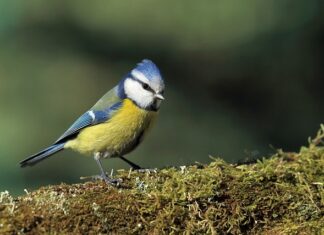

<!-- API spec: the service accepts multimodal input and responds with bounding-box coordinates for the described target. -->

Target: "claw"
[80,174,122,186]
[135,168,158,174]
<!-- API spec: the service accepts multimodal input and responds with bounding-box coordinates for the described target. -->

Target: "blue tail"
[20,143,65,167]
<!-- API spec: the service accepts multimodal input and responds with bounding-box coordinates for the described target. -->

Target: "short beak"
[155,94,165,100]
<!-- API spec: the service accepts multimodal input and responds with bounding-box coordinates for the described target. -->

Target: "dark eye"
[142,83,149,90]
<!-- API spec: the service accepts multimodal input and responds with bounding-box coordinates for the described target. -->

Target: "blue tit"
[20,59,165,184]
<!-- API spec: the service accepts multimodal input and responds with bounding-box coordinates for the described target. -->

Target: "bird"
[20,59,165,184]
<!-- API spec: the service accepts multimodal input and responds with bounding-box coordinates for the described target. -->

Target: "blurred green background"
[0,1,323,195]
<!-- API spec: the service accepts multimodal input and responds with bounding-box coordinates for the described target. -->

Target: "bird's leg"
[93,152,121,185]
[119,156,158,173]
[119,156,142,170]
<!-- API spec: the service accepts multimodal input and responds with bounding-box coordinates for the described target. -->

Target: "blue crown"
[132,59,163,82]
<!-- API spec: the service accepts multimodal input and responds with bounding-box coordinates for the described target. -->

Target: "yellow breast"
[65,99,157,156]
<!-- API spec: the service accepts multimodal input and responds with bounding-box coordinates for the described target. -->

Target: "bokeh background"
[0,1,323,195]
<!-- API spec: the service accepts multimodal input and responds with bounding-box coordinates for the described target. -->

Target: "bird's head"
[120,59,165,111]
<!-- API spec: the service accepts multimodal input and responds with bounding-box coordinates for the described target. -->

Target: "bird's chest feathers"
[70,99,157,155]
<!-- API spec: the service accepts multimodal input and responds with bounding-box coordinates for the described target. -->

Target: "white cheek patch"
[124,79,154,108]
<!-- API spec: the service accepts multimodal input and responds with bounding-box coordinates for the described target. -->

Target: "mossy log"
[1,127,323,234]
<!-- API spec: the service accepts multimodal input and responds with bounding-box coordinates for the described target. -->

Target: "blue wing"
[55,102,122,144]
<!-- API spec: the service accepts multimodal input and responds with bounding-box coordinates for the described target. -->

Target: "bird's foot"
[133,168,158,174]
[80,174,122,186]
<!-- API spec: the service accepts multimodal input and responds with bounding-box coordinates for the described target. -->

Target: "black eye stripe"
[144,84,154,93]
[133,78,154,93]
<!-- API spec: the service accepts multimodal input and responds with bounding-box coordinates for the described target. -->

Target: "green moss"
[1,126,323,234]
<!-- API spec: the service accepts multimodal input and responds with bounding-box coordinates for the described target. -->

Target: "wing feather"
[55,87,123,143]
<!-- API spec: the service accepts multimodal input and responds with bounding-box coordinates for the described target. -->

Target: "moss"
[1,125,324,234]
